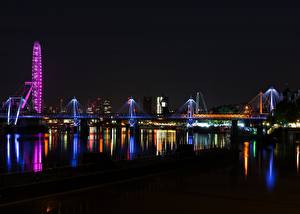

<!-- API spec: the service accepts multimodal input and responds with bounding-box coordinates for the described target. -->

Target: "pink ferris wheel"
[31,41,43,113]
[7,41,43,124]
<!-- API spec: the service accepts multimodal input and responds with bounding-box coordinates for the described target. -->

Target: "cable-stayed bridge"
[1,41,281,128]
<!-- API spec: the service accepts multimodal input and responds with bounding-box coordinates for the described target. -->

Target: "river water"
[0,127,229,173]
[0,126,299,192]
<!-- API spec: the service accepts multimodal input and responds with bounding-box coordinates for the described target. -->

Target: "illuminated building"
[86,106,94,114]
[86,97,103,114]
[156,96,163,115]
[59,98,66,113]
[103,99,112,114]
[195,91,208,113]
[95,97,103,114]
[156,95,169,115]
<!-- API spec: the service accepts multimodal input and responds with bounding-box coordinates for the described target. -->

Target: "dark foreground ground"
[1,151,300,213]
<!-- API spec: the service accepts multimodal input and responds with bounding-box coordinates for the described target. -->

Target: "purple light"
[33,135,43,172]
[32,41,43,114]
[21,82,33,109]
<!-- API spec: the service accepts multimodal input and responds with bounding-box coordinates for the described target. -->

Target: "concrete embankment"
[0,149,234,205]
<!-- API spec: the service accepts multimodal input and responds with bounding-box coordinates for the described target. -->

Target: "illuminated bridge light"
[182,113,251,119]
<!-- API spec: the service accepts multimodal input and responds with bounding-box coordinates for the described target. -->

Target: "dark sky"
[1,2,300,110]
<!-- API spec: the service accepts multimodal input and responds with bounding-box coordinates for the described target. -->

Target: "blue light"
[263,87,281,113]
[128,97,137,127]
[187,133,193,145]
[6,134,11,171]
[71,134,79,167]
[14,134,20,164]
[14,98,24,125]
[67,97,81,126]
[129,134,135,160]
[7,98,11,125]
[266,148,276,191]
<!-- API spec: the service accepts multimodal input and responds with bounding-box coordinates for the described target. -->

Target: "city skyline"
[2,3,300,213]
[1,4,300,109]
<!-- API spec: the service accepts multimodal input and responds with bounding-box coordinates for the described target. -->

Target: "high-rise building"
[86,99,94,114]
[86,97,104,114]
[95,97,103,114]
[156,95,169,115]
[103,99,112,114]
[195,91,208,113]
[143,96,152,114]
[59,98,66,113]
[156,96,163,115]
[196,92,200,114]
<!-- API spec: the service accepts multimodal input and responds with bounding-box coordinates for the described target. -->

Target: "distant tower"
[32,41,43,113]
[196,92,200,114]
[59,98,65,113]
[195,91,208,113]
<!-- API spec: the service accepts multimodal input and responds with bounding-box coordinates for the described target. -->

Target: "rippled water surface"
[0,127,230,173]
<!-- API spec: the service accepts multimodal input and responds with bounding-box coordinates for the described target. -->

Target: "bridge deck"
[0,113,267,120]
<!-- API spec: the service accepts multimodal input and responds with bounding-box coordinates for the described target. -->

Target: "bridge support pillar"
[129,122,139,134]
[231,120,239,150]
[244,120,250,128]
[187,127,193,145]
[256,122,264,140]
[80,119,89,138]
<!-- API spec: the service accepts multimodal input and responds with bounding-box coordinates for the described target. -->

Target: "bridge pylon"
[248,87,282,115]
[187,97,196,127]
[67,97,81,127]
[5,97,25,125]
[128,97,136,127]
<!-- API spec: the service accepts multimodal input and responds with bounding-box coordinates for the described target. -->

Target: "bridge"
[1,40,282,128]
[1,93,273,128]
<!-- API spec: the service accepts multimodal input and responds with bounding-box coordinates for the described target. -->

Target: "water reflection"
[297,145,300,174]
[243,142,249,178]
[266,146,275,191]
[193,133,229,151]
[88,127,96,152]
[71,134,79,168]
[187,132,193,145]
[14,134,20,163]
[2,127,300,194]
[252,140,256,158]
[6,134,11,172]
[129,132,135,160]
[44,136,49,158]
[240,141,277,190]
[111,128,116,156]
[155,130,176,156]
[99,129,103,153]
[0,127,232,174]
[33,134,43,172]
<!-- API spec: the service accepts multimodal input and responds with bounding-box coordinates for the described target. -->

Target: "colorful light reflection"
[33,135,43,172]
[297,145,300,174]
[266,147,275,191]
[71,134,79,168]
[6,134,11,171]
[14,134,20,163]
[243,142,249,178]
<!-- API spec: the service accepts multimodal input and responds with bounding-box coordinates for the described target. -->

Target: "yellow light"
[297,145,300,174]
[243,142,249,178]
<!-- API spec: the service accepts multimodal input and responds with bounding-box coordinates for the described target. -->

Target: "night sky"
[1,2,300,110]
